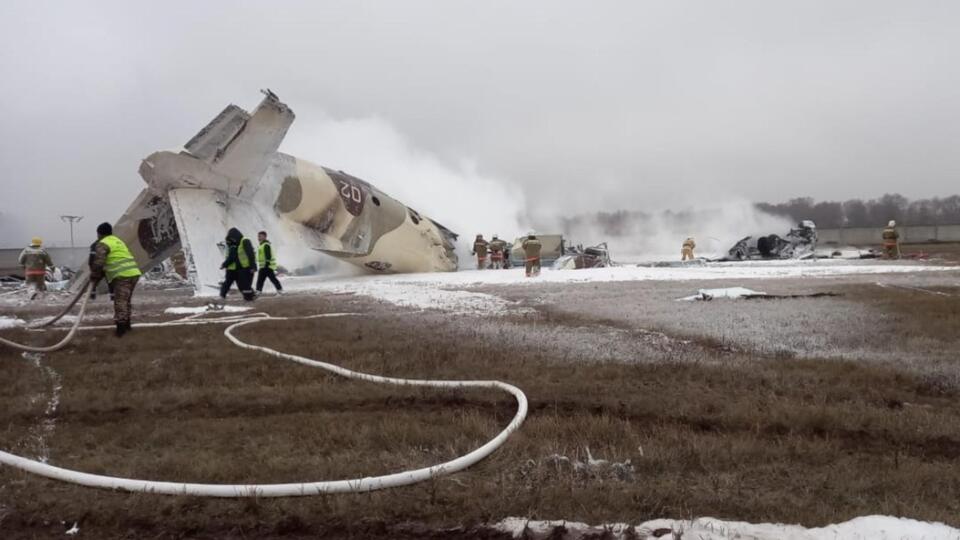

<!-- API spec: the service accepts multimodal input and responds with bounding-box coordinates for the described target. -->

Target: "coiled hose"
[0,286,528,497]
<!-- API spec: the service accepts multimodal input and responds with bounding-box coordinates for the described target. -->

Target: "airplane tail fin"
[183,89,295,197]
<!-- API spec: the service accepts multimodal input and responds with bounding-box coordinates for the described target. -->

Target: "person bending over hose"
[89,222,142,337]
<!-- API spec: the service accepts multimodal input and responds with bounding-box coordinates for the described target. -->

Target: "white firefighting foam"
[494,515,960,540]
[281,260,956,313]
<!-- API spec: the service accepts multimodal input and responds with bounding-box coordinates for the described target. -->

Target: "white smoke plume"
[280,111,529,268]
[537,201,795,262]
[279,110,794,267]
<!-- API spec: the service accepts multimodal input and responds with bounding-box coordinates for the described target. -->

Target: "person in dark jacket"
[219,227,257,301]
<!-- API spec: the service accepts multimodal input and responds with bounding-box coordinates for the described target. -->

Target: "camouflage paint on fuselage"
[275,158,458,273]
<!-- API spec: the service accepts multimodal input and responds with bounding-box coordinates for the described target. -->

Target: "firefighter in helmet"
[681,237,696,261]
[472,234,489,270]
[881,220,900,259]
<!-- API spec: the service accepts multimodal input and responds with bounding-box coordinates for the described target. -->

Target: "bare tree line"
[755,194,960,228]
[559,194,960,239]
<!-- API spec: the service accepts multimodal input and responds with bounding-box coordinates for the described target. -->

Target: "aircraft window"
[372,196,381,206]
[409,209,421,224]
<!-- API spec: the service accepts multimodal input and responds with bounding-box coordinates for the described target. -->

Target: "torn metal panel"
[553,242,613,270]
[184,104,250,162]
[70,190,181,292]
[167,188,228,292]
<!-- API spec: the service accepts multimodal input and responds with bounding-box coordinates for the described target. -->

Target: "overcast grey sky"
[1,1,959,246]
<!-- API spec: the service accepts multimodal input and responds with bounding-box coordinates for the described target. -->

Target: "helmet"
[888,220,896,227]
[30,237,42,247]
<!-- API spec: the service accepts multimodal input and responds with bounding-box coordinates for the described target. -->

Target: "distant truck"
[507,234,566,268]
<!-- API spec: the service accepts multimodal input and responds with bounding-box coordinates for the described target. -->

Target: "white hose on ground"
[0,296,528,497]
[0,282,91,352]
[28,278,91,329]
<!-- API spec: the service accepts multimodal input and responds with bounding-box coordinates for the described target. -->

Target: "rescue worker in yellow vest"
[89,222,142,337]
[472,234,489,269]
[522,232,542,277]
[255,231,283,295]
[489,235,508,269]
[681,237,696,261]
[18,237,53,294]
[219,227,257,301]
[882,220,901,259]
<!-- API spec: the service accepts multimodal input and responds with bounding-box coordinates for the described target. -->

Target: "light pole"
[60,215,83,248]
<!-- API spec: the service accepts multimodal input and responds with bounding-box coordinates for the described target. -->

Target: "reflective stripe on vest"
[257,241,278,270]
[100,235,142,283]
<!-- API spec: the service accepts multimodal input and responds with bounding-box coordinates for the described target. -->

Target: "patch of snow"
[289,260,955,290]
[0,316,25,329]
[164,305,252,315]
[494,515,960,540]
[280,261,956,314]
[36,314,77,326]
[65,522,79,535]
[678,287,766,301]
[334,281,515,313]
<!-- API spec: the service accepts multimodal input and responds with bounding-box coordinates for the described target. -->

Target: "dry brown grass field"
[1,269,959,539]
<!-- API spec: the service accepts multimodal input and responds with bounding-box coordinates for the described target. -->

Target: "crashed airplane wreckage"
[721,220,818,261]
[78,91,458,295]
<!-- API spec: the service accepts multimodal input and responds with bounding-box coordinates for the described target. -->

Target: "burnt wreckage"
[723,220,818,261]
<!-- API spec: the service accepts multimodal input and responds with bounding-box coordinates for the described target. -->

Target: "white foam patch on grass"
[678,287,766,301]
[164,306,252,315]
[29,313,113,326]
[281,260,956,313]
[317,280,515,314]
[495,515,960,539]
[0,316,25,329]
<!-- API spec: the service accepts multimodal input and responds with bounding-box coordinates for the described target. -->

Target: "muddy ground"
[1,268,960,539]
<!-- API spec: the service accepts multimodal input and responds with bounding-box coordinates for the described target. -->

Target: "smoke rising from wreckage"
[75,91,459,296]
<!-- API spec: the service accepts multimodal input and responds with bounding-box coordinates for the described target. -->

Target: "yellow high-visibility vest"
[228,237,254,270]
[257,241,278,270]
[99,235,142,283]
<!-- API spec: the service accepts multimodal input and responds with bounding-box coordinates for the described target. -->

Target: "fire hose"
[0,281,92,352]
[0,284,528,497]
